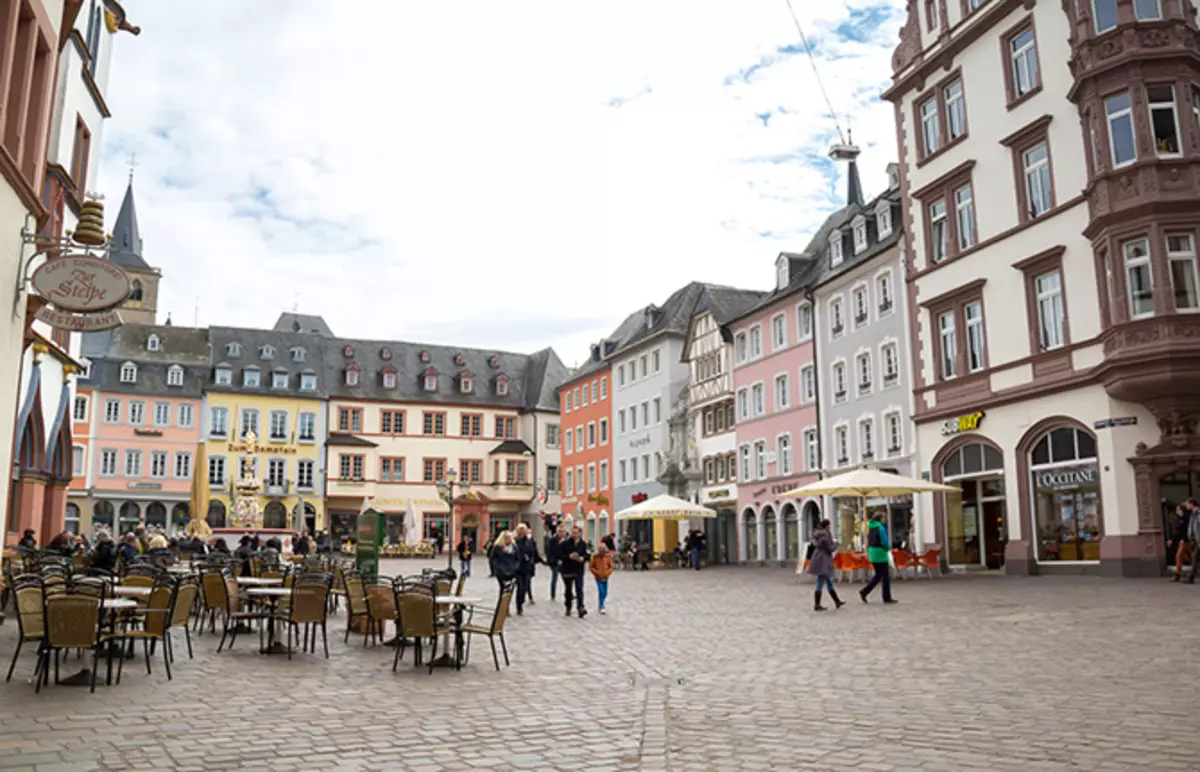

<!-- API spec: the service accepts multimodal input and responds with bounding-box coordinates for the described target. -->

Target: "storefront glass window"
[784,506,800,560]
[743,512,758,561]
[1030,427,1101,562]
[764,509,778,561]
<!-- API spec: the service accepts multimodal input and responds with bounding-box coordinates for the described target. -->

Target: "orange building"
[558,346,613,546]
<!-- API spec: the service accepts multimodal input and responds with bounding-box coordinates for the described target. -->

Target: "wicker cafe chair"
[216,574,272,653]
[462,583,514,671]
[342,574,374,646]
[394,589,454,674]
[366,577,396,645]
[196,570,229,634]
[6,577,46,682]
[166,578,199,660]
[274,578,331,659]
[37,594,107,693]
[114,584,175,680]
[329,564,348,612]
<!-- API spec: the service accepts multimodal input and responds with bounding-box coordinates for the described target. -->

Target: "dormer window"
[460,371,474,394]
[496,374,510,396]
[226,342,242,358]
[423,369,438,392]
[166,365,183,387]
[343,345,355,358]
[876,202,893,238]
[300,372,317,391]
[290,347,306,362]
[243,367,261,388]
[259,345,275,360]
[488,355,500,369]
[829,230,844,266]
[420,350,431,363]
[775,256,789,290]
[147,334,160,352]
[380,347,392,360]
[272,369,288,389]
[454,353,466,367]
[345,364,360,387]
[382,370,397,389]
[215,364,233,386]
[119,362,137,383]
[852,216,867,254]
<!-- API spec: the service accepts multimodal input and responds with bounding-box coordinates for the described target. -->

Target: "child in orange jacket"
[589,543,614,614]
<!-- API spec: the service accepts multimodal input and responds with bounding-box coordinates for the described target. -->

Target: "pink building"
[724,254,822,565]
[69,326,208,536]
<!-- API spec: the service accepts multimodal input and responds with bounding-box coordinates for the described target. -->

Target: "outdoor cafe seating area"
[0,548,513,694]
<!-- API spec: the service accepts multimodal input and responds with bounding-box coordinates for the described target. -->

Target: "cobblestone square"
[1,562,1197,771]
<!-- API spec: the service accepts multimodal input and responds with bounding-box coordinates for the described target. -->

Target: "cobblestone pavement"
[0,561,1198,771]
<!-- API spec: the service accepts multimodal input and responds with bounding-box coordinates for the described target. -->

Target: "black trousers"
[862,561,892,601]
[561,572,585,612]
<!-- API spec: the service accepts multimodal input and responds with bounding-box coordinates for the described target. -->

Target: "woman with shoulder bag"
[808,519,845,612]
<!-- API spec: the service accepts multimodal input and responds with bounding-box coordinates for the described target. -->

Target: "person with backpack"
[808,519,844,611]
[860,513,897,604]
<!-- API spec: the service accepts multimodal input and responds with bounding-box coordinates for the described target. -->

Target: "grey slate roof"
[721,165,903,328]
[78,323,211,397]
[208,325,332,399]
[107,183,151,272]
[521,348,568,412]
[273,312,335,338]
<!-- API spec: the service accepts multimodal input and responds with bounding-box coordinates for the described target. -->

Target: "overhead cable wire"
[783,0,847,145]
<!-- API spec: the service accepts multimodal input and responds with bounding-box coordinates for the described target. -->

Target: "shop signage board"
[1094,416,1137,429]
[35,306,123,332]
[356,508,384,577]
[128,482,162,490]
[30,255,131,312]
[1034,464,1099,491]
[941,411,985,437]
[707,488,731,500]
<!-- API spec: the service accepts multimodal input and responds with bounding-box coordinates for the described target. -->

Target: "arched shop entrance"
[934,438,1005,569]
[763,506,778,562]
[206,500,227,529]
[93,500,114,532]
[782,503,800,561]
[1020,422,1101,566]
[742,510,758,562]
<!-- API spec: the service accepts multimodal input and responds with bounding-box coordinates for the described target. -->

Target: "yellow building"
[201,326,329,534]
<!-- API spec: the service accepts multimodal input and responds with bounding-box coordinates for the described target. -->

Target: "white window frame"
[1023,141,1052,218]
[215,366,233,386]
[829,231,844,266]
[734,332,748,364]
[884,411,903,457]
[153,401,170,427]
[210,406,229,438]
[174,451,192,480]
[777,432,793,476]
[103,398,120,424]
[119,361,137,384]
[1124,237,1155,319]
[147,334,160,352]
[796,302,813,341]
[829,296,845,338]
[272,370,288,389]
[243,368,261,388]
[881,341,900,387]
[124,449,142,478]
[73,394,89,423]
[945,79,965,140]
[774,372,790,411]
[99,448,118,477]
[832,360,847,404]
[1134,0,1162,19]
[1167,233,1200,312]
[939,311,958,379]
[298,412,317,442]
[966,301,986,373]
[749,325,763,359]
[751,381,765,417]
[856,351,873,396]
[740,444,752,481]
[300,373,317,392]
[834,424,849,467]
[150,450,168,479]
[1035,271,1066,349]
[920,96,940,155]
[1147,83,1183,158]
[128,401,144,427]
[754,440,767,480]
[209,456,227,488]
[851,283,870,330]
[1010,26,1039,98]
[166,365,183,387]
[876,269,894,317]
[803,427,819,471]
[875,201,892,238]
[930,199,948,263]
[770,312,787,351]
[852,216,867,254]
[737,388,750,421]
[955,184,976,250]
[269,409,289,442]
[1093,0,1118,32]
[858,416,875,462]
[799,364,815,404]
[1106,91,1137,168]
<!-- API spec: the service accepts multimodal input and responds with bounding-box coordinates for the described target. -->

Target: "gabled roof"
[273,312,335,338]
[521,348,569,412]
[108,182,151,272]
[490,439,534,455]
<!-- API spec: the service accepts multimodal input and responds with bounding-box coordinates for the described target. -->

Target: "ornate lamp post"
[436,468,469,569]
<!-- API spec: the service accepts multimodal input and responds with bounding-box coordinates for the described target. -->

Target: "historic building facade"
[558,347,612,546]
[203,324,329,536]
[5,1,138,544]
[725,260,822,565]
[885,0,1199,575]
[810,160,918,551]
[681,285,763,565]
[71,323,207,535]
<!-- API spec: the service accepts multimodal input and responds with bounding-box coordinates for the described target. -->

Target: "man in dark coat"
[514,524,541,614]
[546,527,565,601]
[557,526,589,618]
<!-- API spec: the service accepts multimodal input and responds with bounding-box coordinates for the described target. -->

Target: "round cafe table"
[235,577,282,586]
[112,586,151,598]
[244,587,292,655]
[429,597,482,669]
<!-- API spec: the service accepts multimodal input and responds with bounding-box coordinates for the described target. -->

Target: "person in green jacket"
[859,515,897,604]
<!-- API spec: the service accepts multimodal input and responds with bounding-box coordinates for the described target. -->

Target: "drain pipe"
[804,286,828,541]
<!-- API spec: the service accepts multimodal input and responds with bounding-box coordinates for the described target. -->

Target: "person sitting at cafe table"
[119,534,141,564]
[92,530,118,572]
[17,529,37,551]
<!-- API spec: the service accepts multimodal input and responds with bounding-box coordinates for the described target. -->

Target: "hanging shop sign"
[707,488,731,500]
[35,305,123,332]
[31,255,131,312]
[941,411,985,437]
[1034,463,1098,491]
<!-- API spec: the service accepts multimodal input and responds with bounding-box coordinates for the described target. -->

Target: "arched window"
[263,501,287,529]
[763,507,778,561]
[171,502,190,528]
[783,503,800,560]
[145,502,167,529]
[1028,425,1101,564]
[118,501,141,534]
[206,500,227,529]
[129,279,144,301]
[93,500,114,531]
[743,510,758,562]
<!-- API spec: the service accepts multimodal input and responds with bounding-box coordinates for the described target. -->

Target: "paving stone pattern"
[0,561,1197,771]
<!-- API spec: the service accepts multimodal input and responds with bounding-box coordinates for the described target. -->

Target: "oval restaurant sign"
[31,255,131,313]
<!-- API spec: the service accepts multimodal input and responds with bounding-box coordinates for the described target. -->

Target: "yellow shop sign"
[941,411,984,437]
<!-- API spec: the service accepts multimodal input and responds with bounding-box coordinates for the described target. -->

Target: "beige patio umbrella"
[615,494,718,521]
[781,467,959,549]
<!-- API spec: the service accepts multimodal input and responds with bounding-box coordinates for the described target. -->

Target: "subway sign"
[941,411,985,437]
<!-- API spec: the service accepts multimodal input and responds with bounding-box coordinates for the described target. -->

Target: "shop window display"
[1030,427,1100,562]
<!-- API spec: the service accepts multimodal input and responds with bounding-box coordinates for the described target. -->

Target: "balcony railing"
[879,299,893,313]
[832,324,844,336]
[859,381,872,394]
[855,313,868,325]
[884,372,898,385]
[834,390,847,402]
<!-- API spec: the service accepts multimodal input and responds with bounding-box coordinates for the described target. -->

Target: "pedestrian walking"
[808,519,845,611]
[514,524,541,613]
[859,514,897,604]
[434,531,445,558]
[590,543,614,613]
[1187,499,1200,584]
[489,531,520,595]
[547,527,565,601]
[557,526,589,618]
[1171,503,1193,582]
[457,536,474,578]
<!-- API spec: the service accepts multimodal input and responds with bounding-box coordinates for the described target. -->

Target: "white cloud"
[101,0,906,366]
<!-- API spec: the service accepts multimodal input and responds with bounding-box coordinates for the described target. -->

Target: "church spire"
[829,129,863,208]
[108,179,150,271]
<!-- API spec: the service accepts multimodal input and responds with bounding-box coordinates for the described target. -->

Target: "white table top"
[436,596,482,604]
[112,586,151,596]
[236,577,282,586]
[245,587,291,597]
[103,599,138,609]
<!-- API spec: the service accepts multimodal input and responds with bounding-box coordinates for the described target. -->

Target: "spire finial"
[126,152,139,183]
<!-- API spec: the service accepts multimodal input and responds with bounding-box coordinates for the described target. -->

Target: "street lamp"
[436,468,469,569]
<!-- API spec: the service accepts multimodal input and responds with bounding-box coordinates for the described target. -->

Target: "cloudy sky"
[97,0,906,368]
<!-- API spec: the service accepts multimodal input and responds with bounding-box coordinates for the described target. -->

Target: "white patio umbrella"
[781,468,959,551]
[615,494,718,521]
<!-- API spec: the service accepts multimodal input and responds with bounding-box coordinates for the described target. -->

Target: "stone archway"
[1123,412,1200,576]
[929,434,1005,568]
